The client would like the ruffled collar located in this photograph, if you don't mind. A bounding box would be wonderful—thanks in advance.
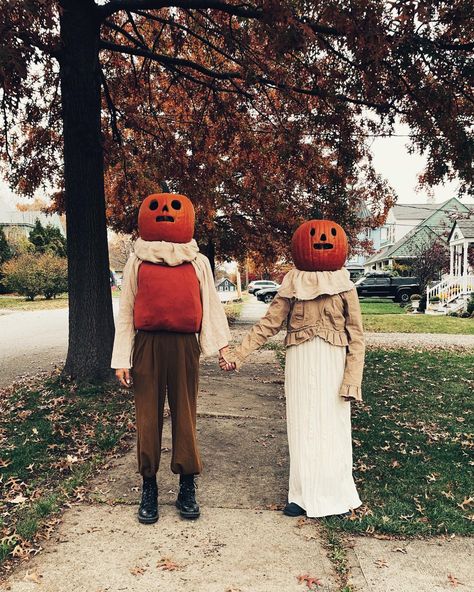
[133,237,199,266]
[278,267,354,300]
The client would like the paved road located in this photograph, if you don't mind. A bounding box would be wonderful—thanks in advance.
[0,302,119,388]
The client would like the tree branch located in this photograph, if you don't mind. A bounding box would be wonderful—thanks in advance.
[98,0,262,20]
[100,40,242,79]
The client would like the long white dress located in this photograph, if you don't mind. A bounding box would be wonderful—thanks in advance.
[285,335,362,517]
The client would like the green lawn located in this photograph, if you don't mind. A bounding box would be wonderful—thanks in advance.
[360,298,474,334]
[0,295,69,310]
[0,290,121,310]
[322,349,474,537]
[0,376,133,565]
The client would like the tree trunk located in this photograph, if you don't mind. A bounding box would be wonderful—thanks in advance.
[200,238,216,276]
[59,0,114,381]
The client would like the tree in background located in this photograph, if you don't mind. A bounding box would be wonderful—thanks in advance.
[409,239,450,312]
[2,252,68,301]
[0,227,13,293]
[1,1,472,379]
[29,219,67,257]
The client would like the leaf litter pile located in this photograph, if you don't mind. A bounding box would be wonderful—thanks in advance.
[0,370,135,572]
[322,349,473,537]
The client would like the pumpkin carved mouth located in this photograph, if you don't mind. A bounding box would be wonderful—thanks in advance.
[156,215,175,222]
[313,243,334,250]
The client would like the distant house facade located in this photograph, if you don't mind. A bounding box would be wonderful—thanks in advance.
[426,218,474,315]
[215,277,237,292]
[364,197,471,272]
[0,196,65,240]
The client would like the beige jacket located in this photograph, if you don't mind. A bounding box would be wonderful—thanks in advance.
[111,238,231,369]
[230,268,365,402]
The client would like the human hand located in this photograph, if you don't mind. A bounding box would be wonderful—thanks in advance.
[218,346,236,372]
[115,368,132,388]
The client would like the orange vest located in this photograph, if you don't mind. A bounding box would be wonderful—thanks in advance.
[133,262,202,333]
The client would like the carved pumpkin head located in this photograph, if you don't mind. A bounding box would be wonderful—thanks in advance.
[291,219,348,271]
[138,193,195,243]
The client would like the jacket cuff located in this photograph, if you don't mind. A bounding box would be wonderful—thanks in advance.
[339,383,362,402]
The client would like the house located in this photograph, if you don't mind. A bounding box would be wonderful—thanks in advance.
[364,197,471,272]
[215,277,237,293]
[345,201,383,278]
[0,195,65,240]
[426,218,474,314]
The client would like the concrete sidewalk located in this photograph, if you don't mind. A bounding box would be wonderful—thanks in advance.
[2,325,473,592]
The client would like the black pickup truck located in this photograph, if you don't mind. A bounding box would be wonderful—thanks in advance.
[354,273,420,303]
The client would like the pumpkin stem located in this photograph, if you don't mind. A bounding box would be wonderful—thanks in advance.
[160,180,171,193]
[310,203,323,220]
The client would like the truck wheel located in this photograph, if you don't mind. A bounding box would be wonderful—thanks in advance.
[398,291,410,303]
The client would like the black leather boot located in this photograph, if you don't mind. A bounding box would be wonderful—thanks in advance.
[138,476,158,524]
[283,502,306,517]
[176,474,200,519]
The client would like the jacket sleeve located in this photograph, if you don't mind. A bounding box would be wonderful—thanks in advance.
[196,254,231,355]
[340,287,365,402]
[110,255,138,369]
[230,295,290,369]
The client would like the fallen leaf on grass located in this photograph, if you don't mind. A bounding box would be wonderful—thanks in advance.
[157,557,181,571]
[9,494,28,504]
[130,565,146,576]
[23,571,42,584]
[457,497,473,511]
[392,547,408,554]
[374,558,389,568]
[296,574,323,589]
[447,573,463,587]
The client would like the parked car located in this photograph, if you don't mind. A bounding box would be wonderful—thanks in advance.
[355,273,420,303]
[256,285,280,304]
[248,280,279,294]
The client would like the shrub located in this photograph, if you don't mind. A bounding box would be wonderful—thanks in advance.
[2,253,67,300]
[467,293,474,316]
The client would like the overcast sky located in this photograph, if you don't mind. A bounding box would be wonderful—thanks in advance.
[1,135,470,208]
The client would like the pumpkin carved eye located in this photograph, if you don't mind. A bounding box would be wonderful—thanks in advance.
[331,228,337,236]
[171,199,182,210]
[149,200,158,211]
[310,228,315,236]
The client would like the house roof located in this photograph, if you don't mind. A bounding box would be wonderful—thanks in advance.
[448,218,474,241]
[215,277,236,287]
[366,197,471,264]
[392,203,440,220]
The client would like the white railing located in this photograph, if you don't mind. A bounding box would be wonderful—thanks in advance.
[427,274,474,309]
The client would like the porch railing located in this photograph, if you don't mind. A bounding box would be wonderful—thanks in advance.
[427,274,474,308]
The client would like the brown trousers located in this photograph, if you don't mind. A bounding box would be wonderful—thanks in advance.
[132,330,202,478]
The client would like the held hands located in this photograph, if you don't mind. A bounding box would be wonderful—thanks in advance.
[115,368,132,388]
[218,346,236,372]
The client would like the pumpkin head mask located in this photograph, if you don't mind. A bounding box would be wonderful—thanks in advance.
[291,219,348,271]
[138,193,195,243]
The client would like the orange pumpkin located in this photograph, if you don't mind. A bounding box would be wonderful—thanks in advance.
[138,193,195,243]
[291,219,348,271]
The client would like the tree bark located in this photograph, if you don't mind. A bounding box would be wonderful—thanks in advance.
[59,0,115,381]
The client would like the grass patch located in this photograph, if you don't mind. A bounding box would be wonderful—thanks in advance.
[271,344,473,536]
[0,294,69,310]
[0,373,134,567]
[324,349,474,537]
[360,298,405,315]
[359,298,474,334]
[362,313,474,334]
[224,299,244,324]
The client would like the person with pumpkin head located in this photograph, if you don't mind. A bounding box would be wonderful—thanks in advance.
[221,218,364,518]
[111,191,231,524]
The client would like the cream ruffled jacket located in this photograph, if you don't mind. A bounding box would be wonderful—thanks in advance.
[229,268,365,402]
[111,238,231,369]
